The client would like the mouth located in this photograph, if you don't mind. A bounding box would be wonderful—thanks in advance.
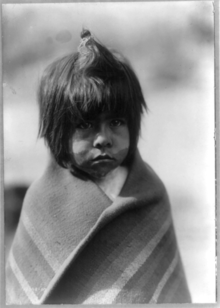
[92,154,115,162]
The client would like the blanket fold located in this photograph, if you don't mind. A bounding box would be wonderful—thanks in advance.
[6,151,191,304]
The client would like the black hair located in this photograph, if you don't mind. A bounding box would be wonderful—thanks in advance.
[38,29,147,178]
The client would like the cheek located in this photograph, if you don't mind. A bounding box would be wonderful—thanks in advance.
[120,135,130,149]
[72,140,89,154]
[71,139,92,165]
[114,128,130,149]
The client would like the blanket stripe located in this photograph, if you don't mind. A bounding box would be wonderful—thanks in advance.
[112,222,176,304]
[22,213,60,272]
[149,250,178,303]
[83,216,171,304]
[163,275,182,302]
[6,265,29,304]
[8,252,39,304]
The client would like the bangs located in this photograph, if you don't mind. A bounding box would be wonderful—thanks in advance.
[67,70,138,122]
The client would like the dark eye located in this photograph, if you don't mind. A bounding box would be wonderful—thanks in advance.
[76,122,93,130]
[110,119,125,127]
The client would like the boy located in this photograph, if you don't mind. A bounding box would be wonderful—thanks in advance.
[6,30,191,304]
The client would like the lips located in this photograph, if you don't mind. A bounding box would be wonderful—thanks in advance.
[92,154,115,162]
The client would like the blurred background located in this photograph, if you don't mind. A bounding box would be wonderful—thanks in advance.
[2,1,215,303]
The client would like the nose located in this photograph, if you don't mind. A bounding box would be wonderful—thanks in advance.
[93,125,112,149]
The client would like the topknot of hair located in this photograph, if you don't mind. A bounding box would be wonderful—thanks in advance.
[78,29,94,55]
[81,29,91,39]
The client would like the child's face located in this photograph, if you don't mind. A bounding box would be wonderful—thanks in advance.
[71,112,130,179]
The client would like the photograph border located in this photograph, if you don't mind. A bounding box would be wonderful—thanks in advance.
[0,0,218,307]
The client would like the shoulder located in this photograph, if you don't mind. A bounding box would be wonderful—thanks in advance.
[22,159,76,210]
[132,150,166,189]
[122,151,168,203]
[143,161,166,192]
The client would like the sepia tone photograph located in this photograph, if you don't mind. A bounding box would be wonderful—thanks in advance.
[2,1,215,304]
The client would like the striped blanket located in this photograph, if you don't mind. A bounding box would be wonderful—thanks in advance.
[6,151,191,304]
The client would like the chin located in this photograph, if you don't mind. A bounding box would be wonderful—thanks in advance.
[91,165,118,179]
[90,168,114,179]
